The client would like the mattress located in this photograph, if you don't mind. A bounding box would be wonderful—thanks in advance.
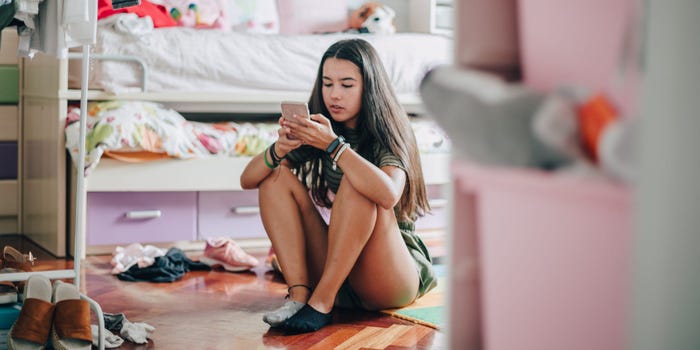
[70,21,453,95]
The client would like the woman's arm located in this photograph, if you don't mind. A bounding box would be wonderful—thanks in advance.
[333,147,405,210]
[240,146,275,189]
[240,118,303,189]
[284,113,405,208]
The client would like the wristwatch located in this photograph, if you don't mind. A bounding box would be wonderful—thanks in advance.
[325,135,345,154]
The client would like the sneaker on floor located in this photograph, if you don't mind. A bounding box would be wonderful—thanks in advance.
[199,238,259,272]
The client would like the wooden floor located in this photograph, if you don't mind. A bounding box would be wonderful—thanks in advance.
[0,236,445,349]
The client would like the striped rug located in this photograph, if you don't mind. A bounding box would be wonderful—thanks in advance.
[381,265,446,329]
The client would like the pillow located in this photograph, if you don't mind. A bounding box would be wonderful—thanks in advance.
[227,0,279,34]
[150,0,228,30]
[278,0,348,34]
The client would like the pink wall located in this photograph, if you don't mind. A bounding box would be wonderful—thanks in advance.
[519,0,640,114]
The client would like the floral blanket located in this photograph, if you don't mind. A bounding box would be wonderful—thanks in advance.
[65,101,450,176]
[65,101,278,175]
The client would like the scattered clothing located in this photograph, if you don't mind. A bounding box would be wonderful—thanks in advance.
[91,325,124,349]
[120,320,155,344]
[92,312,155,347]
[103,312,126,332]
[99,12,154,38]
[117,247,210,282]
[111,243,168,274]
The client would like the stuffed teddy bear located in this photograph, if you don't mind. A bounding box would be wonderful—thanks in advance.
[349,1,396,34]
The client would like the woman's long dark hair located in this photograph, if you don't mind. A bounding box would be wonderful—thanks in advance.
[291,38,429,221]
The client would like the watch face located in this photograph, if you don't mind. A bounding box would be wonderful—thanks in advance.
[327,136,345,154]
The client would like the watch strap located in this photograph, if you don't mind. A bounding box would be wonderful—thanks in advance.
[326,135,345,154]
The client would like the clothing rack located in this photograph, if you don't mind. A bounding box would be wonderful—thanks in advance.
[0,1,105,348]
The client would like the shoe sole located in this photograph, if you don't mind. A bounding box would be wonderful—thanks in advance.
[0,293,17,304]
[199,256,253,272]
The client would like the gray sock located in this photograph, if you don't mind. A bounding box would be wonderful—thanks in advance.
[263,300,305,327]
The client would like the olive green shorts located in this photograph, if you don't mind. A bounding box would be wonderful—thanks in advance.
[334,222,438,309]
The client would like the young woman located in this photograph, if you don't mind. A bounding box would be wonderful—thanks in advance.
[240,38,437,333]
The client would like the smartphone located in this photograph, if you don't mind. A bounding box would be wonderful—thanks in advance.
[281,101,310,124]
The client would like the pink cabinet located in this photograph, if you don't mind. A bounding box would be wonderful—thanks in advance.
[449,162,631,350]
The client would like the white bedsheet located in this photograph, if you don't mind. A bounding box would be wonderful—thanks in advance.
[74,23,452,95]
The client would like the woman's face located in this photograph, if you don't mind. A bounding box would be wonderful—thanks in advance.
[322,57,363,129]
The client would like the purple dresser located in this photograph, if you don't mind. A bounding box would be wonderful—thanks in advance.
[86,192,198,245]
[415,184,448,230]
[198,190,267,240]
[0,142,17,179]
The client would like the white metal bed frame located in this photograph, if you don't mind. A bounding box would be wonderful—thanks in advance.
[0,12,107,350]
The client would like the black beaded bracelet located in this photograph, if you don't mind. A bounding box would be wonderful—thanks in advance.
[269,142,282,166]
[325,135,345,154]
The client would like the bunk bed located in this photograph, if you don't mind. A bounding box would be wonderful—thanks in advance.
[20,0,454,258]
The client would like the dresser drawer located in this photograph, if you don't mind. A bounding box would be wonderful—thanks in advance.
[415,184,448,230]
[0,106,18,141]
[0,142,17,179]
[86,192,197,245]
[0,66,18,104]
[198,190,267,240]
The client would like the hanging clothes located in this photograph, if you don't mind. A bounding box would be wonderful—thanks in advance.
[0,0,18,32]
[25,0,97,58]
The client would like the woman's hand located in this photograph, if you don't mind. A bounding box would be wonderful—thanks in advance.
[282,113,337,151]
[276,116,304,156]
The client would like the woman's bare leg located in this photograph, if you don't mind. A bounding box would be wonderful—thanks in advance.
[306,177,420,313]
[258,166,329,302]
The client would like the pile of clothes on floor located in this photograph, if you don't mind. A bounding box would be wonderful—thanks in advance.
[110,237,260,282]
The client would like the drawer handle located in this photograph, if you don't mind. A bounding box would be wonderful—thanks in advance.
[429,199,447,209]
[231,206,260,215]
[125,210,162,219]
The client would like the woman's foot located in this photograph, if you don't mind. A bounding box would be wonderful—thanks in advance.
[263,284,311,327]
[283,304,332,333]
[262,300,305,328]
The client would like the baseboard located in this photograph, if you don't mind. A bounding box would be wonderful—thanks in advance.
[85,237,272,256]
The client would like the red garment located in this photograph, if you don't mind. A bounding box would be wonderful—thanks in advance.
[98,0,178,28]
[577,93,618,163]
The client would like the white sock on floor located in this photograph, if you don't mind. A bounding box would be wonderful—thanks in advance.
[91,325,125,349]
[263,300,305,327]
[120,321,156,344]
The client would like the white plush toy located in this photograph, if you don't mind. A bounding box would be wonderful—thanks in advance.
[349,1,396,34]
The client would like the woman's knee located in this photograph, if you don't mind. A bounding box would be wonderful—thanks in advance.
[335,179,375,209]
[259,166,296,194]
